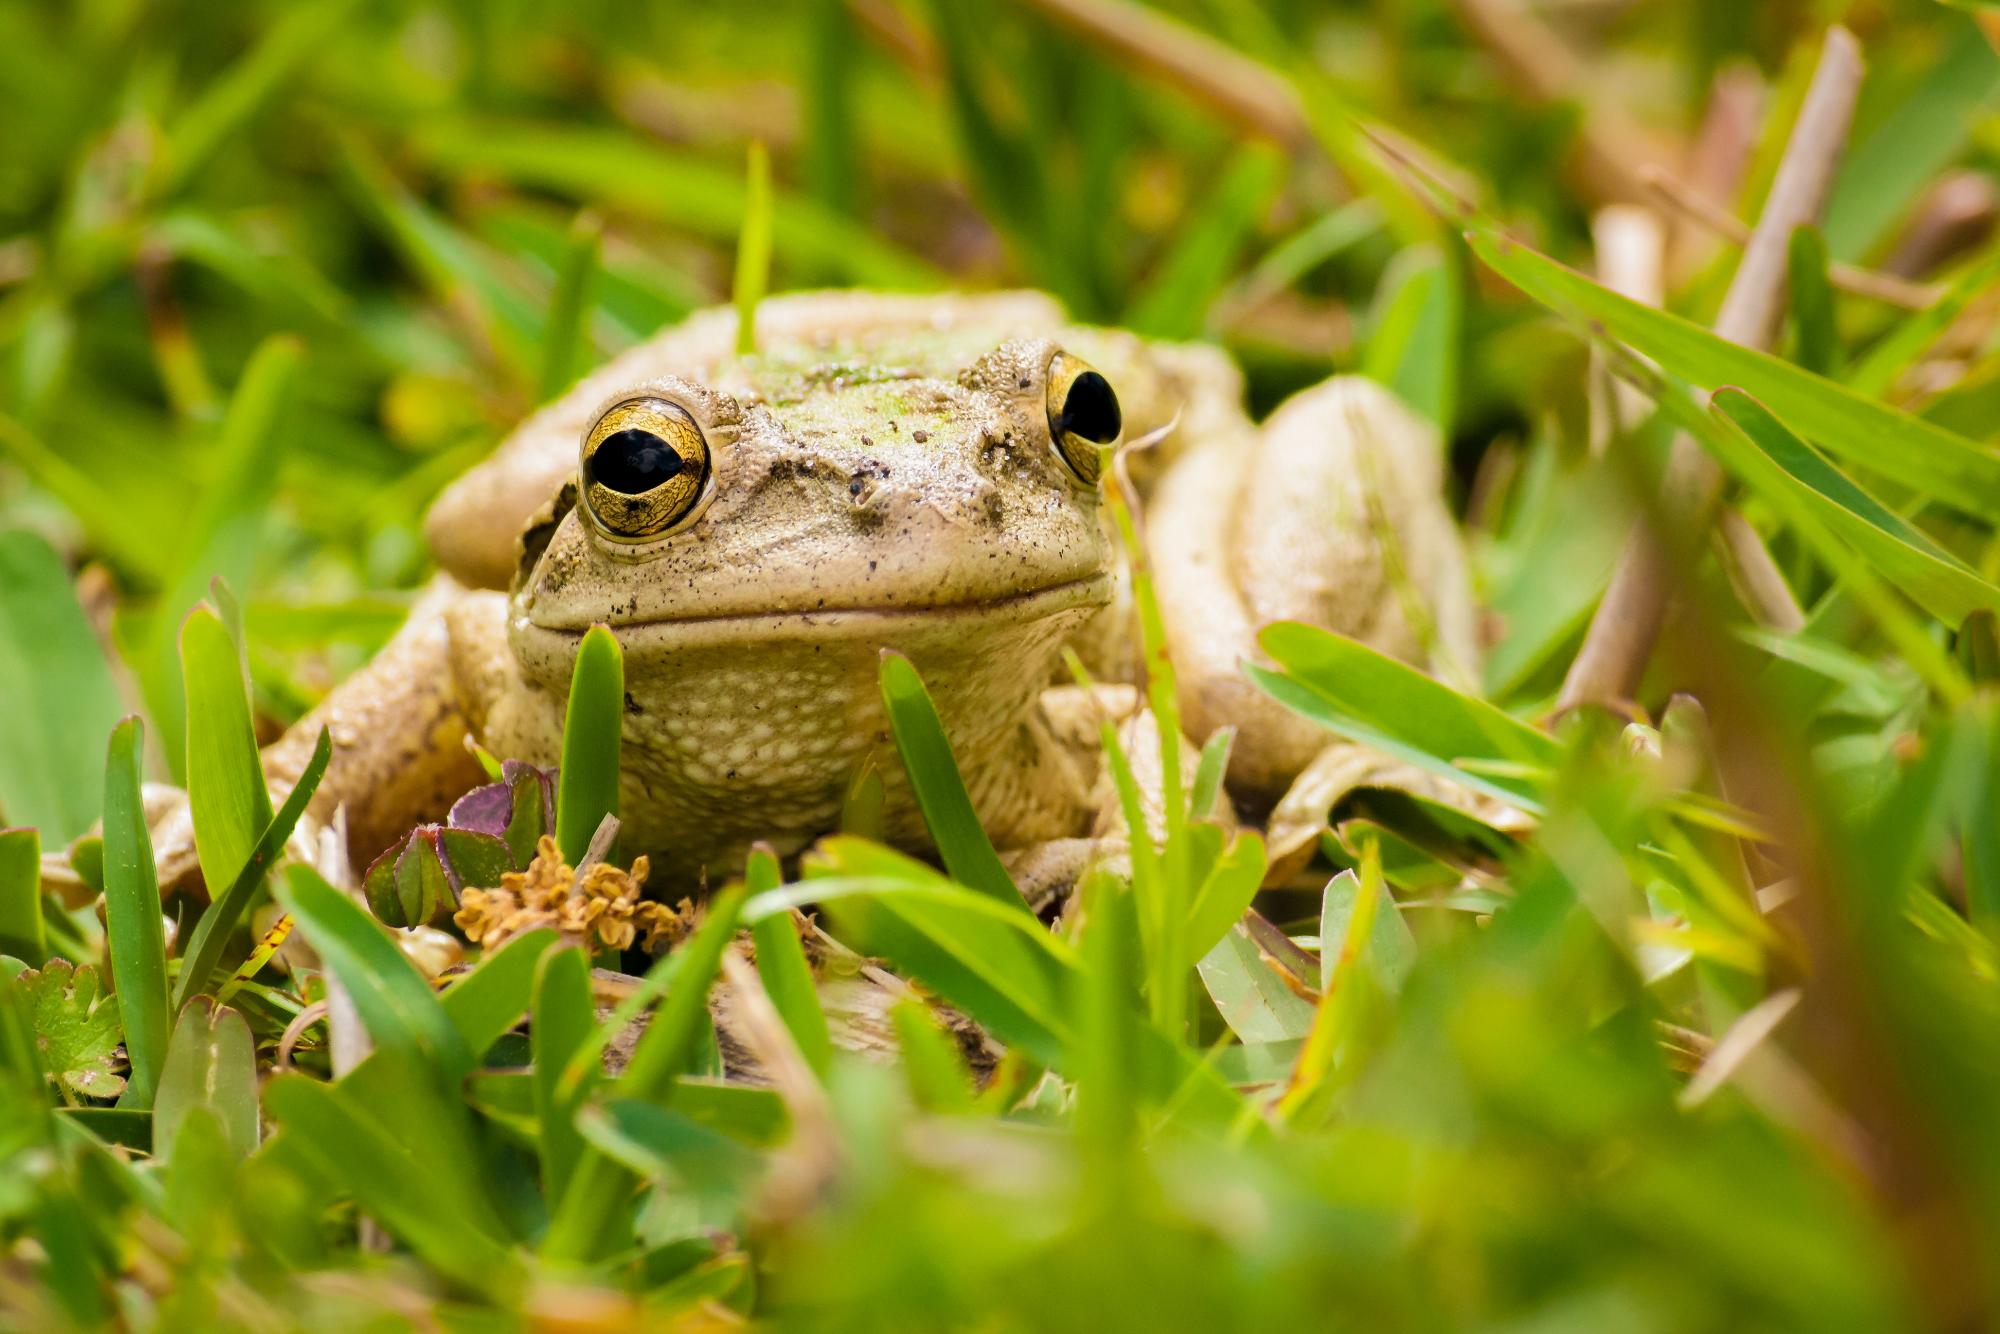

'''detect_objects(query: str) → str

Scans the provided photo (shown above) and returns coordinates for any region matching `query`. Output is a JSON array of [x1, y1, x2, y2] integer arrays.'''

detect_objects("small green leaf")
[[102, 717, 170, 1109], [557, 625, 624, 865], [1198, 921, 1319, 1043], [891, 997, 978, 1113], [16, 959, 126, 1101], [1319, 868, 1417, 994]]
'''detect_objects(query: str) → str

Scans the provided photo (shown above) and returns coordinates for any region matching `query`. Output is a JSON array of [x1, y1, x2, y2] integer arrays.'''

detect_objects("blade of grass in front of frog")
[[1785, 226, 1839, 378], [556, 625, 623, 866], [532, 941, 594, 1201], [0, 828, 43, 964], [180, 602, 274, 915], [1281, 842, 1385, 1126], [174, 726, 329, 1010], [877, 650, 1025, 909], [102, 718, 171, 1109], [733, 141, 772, 359], [747, 845, 831, 1077], [537, 209, 601, 403], [542, 884, 745, 1265], [892, 996, 979, 1114], [275, 863, 473, 1081], [0, 530, 126, 843], [152, 996, 258, 1164]]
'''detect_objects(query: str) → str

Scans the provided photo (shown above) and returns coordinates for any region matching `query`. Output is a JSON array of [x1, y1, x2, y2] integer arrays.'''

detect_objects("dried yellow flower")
[[455, 835, 692, 955]]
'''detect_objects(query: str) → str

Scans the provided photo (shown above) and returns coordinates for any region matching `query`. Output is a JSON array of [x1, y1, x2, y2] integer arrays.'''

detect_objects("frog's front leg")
[[999, 684, 1232, 914], [1149, 376, 1478, 808], [261, 578, 498, 865]]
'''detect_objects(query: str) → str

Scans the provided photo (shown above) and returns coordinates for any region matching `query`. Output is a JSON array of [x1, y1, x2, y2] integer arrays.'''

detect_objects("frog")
[[217, 289, 1476, 896]]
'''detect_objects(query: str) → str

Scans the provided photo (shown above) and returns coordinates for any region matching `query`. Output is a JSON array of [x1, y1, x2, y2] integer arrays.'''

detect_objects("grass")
[[5, 0, 2000, 1327]]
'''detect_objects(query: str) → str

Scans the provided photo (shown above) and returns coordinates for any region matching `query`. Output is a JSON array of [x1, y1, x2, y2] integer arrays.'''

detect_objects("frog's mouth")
[[520, 570, 1113, 651]]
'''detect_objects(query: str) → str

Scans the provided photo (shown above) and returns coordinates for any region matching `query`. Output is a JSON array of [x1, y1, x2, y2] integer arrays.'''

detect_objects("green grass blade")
[[405, 121, 943, 288], [439, 926, 558, 1057], [1785, 226, 1838, 378], [144, 338, 303, 777], [532, 944, 594, 1201], [891, 997, 977, 1113], [1362, 243, 1462, 433], [537, 211, 602, 403], [1125, 145, 1282, 339], [746, 846, 831, 1076], [263, 1071, 522, 1291], [102, 718, 170, 1109], [556, 625, 624, 865], [1703, 390, 2000, 628], [878, 651, 1023, 909], [1465, 226, 2000, 513], [1249, 622, 1557, 813], [151, 0, 363, 199], [0, 530, 127, 842], [275, 864, 471, 1081], [733, 141, 773, 358], [1846, 240, 2000, 398], [543, 885, 745, 1265], [174, 727, 329, 1010], [0, 828, 42, 963], [1821, 17, 2000, 259], [180, 602, 275, 906]]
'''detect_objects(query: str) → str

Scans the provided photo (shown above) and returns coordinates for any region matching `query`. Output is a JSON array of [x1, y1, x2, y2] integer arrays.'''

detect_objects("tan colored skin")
[[254, 290, 1471, 889]]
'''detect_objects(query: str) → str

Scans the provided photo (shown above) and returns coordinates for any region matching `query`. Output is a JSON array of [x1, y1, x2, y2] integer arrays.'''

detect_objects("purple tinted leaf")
[[448, 783, 515, 839]]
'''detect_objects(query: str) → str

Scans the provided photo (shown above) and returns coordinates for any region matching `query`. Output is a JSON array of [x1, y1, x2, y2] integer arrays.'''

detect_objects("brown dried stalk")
[[1558, 28, 1863, 712]]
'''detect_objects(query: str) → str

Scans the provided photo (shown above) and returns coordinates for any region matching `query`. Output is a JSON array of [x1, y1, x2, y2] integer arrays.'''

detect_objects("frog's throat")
[[514, 571, 1112, 650]]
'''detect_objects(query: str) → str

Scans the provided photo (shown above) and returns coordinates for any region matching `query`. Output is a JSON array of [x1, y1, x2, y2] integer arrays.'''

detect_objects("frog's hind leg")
[[1149, 376, 1478, 809]]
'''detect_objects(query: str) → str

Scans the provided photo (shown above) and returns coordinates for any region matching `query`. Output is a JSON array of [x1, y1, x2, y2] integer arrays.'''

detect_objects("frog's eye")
[[1045, 352, 1121, 486], [579, 397, 712, 541]]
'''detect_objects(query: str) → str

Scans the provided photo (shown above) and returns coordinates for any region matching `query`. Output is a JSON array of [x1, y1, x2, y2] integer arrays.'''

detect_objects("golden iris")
[[579, 397, 710, 540], [1045, 352, 1122, 486]]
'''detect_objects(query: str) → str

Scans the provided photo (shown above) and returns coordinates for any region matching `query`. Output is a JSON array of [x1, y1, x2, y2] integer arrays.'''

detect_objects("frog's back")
[[425, 290, 1071, 589]]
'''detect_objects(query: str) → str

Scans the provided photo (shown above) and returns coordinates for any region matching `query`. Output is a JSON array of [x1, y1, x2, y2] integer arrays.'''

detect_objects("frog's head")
[[505, 337, 1122, 738]]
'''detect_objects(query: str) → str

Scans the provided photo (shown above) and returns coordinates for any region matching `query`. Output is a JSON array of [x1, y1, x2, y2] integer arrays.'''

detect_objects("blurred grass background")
[[9, 2, 2000, 1327], [5, 0, 1988, 703]]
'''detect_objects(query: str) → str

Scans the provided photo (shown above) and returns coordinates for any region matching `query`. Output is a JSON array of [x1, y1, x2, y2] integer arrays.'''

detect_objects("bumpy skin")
[[259, 290, 1472, 889]]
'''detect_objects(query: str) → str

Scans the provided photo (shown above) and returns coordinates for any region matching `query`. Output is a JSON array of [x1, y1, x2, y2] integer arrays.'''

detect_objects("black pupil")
[[590, 427, 685, 495], [1058, 371, 1122, 444]]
